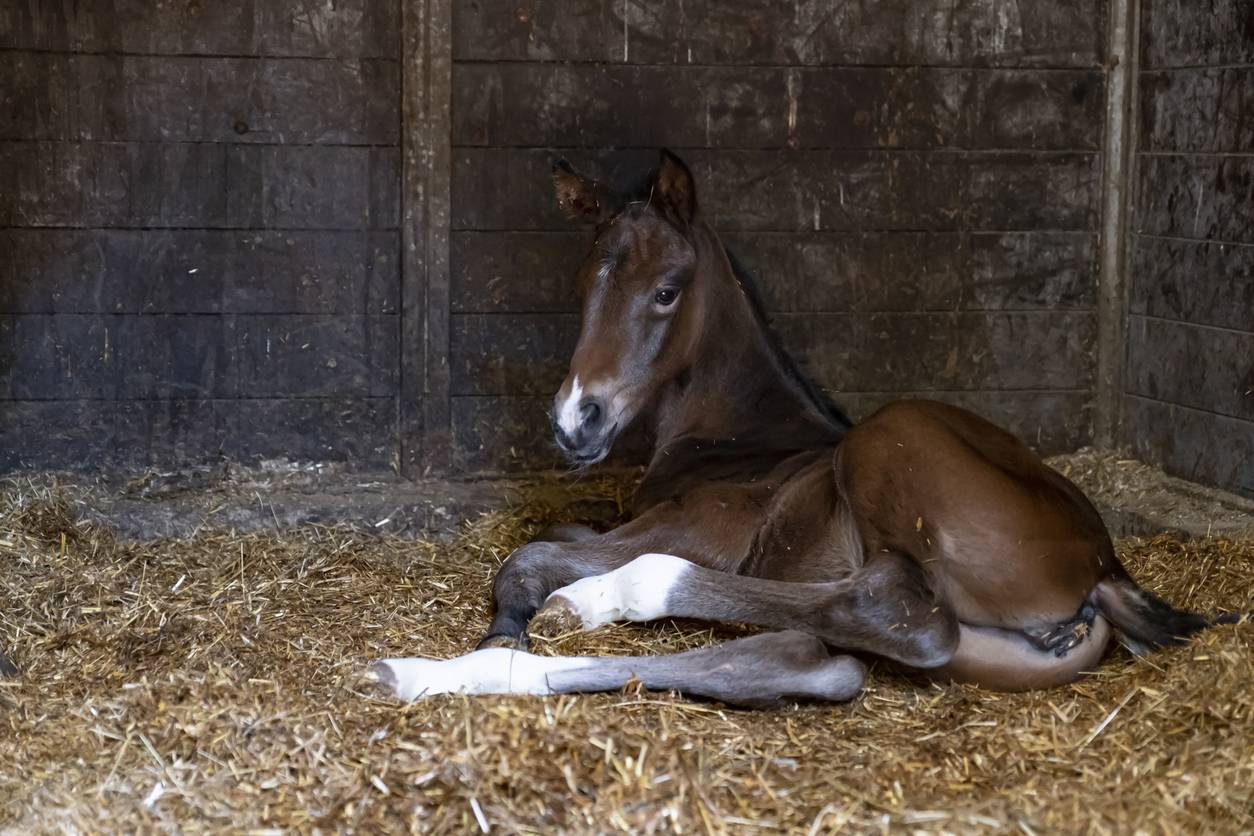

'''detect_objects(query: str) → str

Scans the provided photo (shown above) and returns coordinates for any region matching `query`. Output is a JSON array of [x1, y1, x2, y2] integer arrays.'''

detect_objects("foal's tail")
[[1096, 574, 1241, 655]]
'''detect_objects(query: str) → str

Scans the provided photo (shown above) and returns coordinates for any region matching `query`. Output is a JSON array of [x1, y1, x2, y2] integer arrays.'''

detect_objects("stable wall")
[[0, 2, 403, 471], [0, 1, 1129, 476], [1122, 0, 1254, 497]]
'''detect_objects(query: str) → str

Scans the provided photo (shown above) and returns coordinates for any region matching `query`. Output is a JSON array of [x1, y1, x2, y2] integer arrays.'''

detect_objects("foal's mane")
[[722, 249, 854, 433]]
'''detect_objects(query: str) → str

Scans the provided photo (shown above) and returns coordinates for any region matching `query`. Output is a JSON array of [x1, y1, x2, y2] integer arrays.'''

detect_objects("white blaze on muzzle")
[[556, 375, 584, 437]]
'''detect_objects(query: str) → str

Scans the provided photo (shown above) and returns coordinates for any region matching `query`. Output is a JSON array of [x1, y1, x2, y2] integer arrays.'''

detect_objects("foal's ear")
[[552, 158, 610, 224], [651, 149, 698, 228]]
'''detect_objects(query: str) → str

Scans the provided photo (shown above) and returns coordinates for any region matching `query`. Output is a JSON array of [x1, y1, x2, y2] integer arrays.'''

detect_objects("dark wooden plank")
[[450, 396, 566, 472], [452, 0, 1105, 67], [0, 53, 75, 140], [1124, 395, 1254, 498], [453, 65, 1102, 151], [1129, 238, 1254, 331], [449, 314, 578, 396], [68, 55, 400, 144], [453, 64, 790, 149], [449, 230, 1096, 313], [778, 312, 1096, 393], [254, 0, 400, 59], [732, 231, 1097, 311], [0, 230, 398, 314], [0, 314, 121, 399], [0, 0, 400, 58], [113, 399, 235, 466], [115, 315, 237, 398], [449, 311, 1094, 396], [450, 231, 587, 313], [236, 314, 399, 398], [0, 400, 125, 471], [226, 145, 377, 229], [0, 142, 397, 231], [231, 397, 396, 465], [1140, 0, 1254, 69], [1139, 68, 1254, 155], [0, 141, 234, 227], [1135, 156, 1254, 243], [452, 148, 1100, 232], [971, 70, 1104, 149], [1126, 315, 1254, 421], [452, 1, 619, 64]]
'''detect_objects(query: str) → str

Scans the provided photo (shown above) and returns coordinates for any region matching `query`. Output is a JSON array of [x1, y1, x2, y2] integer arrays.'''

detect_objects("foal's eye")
[[654, 288, 678, 306]]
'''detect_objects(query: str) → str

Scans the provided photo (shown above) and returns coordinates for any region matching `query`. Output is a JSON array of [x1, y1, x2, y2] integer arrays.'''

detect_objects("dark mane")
[[723, 248, 854, 432]]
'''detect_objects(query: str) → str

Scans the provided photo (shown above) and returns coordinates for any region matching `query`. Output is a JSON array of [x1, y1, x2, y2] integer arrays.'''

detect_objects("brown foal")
[[374, 151, 1230, 706]]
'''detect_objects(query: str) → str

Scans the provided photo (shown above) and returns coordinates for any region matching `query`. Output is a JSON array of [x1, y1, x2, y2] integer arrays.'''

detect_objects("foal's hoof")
[[476, 632, 527, 652], [1036, 602, 1098, 657], [528, 596, 585, 641]]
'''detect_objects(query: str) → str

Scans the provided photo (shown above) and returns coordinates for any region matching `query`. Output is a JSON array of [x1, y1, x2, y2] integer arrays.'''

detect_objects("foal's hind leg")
[[535, 552, 960, 668], [374, 630, 865, 707]]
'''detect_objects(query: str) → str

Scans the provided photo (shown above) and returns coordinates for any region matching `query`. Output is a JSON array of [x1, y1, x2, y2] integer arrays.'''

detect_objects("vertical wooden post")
[[400, 0, 452, 476], [1094, 0, 1140, 449]]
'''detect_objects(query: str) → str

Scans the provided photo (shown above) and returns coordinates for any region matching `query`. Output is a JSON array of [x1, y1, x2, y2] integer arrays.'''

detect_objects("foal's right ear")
[[552, 158, 610, 225]]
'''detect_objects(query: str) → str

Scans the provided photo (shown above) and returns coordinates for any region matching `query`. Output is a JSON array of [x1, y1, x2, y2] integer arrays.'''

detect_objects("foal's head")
[[548, 150, 714, 465]]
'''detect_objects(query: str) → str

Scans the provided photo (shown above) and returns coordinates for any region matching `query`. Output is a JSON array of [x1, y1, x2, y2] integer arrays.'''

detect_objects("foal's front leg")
[[375, 630, 865, 707], [478, 537, 640, 649]]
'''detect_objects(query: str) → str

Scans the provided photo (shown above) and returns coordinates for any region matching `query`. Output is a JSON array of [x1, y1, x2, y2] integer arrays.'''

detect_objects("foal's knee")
[[839, 555, 960, 668]]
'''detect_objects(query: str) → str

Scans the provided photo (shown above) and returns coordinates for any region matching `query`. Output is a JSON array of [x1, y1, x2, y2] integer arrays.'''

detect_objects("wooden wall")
[[1124, 0, 1254, 497], [448, 0, 1109, 470], [0, 2, 402, 470], [2, 1, 1116, 475]]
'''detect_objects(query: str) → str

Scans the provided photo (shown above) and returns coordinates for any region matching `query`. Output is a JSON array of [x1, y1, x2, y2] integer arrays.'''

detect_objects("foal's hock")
[[375, 150, 1230, 705]]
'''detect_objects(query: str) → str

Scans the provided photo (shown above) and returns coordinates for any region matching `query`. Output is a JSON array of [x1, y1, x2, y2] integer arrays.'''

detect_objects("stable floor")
[[1, 465, 1251, 833]]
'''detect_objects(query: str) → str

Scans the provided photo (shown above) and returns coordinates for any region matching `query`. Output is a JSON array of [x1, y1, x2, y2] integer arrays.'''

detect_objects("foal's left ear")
[[651, 149, 698, 229], [552, 158, 611, 225]]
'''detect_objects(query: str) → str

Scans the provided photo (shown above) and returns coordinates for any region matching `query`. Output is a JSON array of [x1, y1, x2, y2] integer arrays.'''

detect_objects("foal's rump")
[[838, 398, 1216, 681], [837, 399, 1111, 625]]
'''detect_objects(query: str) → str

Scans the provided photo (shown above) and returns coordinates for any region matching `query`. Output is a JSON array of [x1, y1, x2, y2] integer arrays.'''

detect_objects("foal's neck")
[[645, 225, 843, 466]]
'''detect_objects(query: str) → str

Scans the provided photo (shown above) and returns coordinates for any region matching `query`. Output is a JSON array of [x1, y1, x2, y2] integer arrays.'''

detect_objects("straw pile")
[[1, 472, 1251, 834]]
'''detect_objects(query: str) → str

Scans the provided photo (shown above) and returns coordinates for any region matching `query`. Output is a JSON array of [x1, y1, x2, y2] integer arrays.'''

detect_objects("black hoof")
[[476, 633, 527, 652], [1034, 601, 1098, 658]]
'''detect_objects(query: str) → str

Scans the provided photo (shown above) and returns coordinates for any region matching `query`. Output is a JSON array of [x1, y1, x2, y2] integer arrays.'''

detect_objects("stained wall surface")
[[2, 1, 1113, 474], [0, 2, 402, 470], [1124, 0, 1254, 497]]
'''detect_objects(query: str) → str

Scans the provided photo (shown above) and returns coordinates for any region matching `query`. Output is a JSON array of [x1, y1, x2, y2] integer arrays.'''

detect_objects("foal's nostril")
[[579, 399, 602, 429]]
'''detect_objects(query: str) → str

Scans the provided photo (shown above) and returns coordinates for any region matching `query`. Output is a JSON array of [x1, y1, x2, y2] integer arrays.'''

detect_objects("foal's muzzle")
[[552, 395, 614, 464]]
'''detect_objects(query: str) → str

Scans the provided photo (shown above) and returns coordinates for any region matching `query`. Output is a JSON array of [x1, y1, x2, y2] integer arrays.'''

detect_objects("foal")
[[375, 151, 1227, 706]]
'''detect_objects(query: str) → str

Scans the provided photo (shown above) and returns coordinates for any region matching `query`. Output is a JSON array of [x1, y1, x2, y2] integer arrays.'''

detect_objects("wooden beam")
[[1094, 0, 1139, 448], [400, 0, 452, 476]]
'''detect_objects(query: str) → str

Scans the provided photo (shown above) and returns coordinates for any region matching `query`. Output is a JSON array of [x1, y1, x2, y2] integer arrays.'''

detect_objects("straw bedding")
[[1, 472, 1251, 834]]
